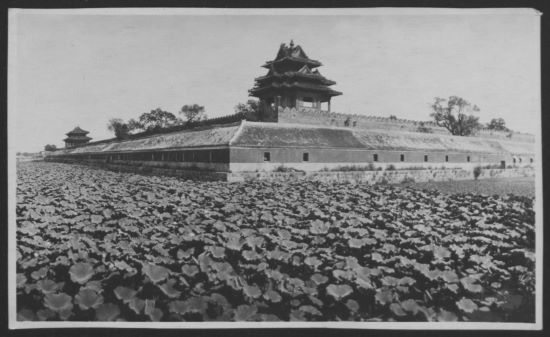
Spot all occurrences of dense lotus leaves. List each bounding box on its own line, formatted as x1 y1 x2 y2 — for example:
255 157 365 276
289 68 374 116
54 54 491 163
16 162 535 322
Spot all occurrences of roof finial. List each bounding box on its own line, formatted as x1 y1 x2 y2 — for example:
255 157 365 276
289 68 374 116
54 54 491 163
290 39 294 48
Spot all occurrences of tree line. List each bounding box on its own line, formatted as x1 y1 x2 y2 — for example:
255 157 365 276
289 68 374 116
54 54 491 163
44 96 512 151
401 96 509 136
106 101 260 140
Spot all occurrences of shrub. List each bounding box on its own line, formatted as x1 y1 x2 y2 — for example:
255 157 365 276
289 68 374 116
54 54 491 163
400 176 416 184
473 166 483 180
273 165 304 173
386 164 396 171
377 177 390 185
330 164 376 172
400 166 426 171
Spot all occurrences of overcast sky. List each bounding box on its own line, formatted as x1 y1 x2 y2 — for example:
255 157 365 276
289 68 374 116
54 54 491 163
9 8 540 152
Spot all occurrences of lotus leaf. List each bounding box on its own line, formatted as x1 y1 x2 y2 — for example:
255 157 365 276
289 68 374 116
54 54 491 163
44 293 73 312
113 286 138 303
75 288 104 310
69 262 95 284
234 304 258 321
142 263 170 283
158 279 182 299
326 284 353 301
456 298 479 313
35 279 58 294
95 303 121 321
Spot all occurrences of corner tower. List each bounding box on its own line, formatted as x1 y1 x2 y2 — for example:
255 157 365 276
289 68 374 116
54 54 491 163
64 126 92 148
249 40 342 121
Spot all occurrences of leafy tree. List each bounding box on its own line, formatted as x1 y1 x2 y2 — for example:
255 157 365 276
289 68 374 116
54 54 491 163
139 108 179 131
487 118 509 131
389 115 397 120
234 100 260 115
180 104 207 123
107 118 131 140
127 118 144 132
44 144 57 151
430 96 481 136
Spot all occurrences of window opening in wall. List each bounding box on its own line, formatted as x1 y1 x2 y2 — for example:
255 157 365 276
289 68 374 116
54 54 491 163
373 154 378 162
513 158 516 164
302 97 314 108
424 155 428 162
445 155 449 162
530 158 533 163
264 152 271 162
400 154 405 162
303 153 309 162
467 156 471 162
519 158 522 163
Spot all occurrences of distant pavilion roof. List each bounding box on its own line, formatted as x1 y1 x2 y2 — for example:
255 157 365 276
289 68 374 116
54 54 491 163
261 40 322 69
66 126 90 136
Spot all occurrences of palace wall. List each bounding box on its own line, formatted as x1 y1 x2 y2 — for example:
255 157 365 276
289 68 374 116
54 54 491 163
229 146 532 173
275 107 535 142
46 120 535 178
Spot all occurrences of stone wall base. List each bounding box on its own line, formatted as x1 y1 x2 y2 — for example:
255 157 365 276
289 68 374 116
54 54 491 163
46 159 534 184
227 167 535 184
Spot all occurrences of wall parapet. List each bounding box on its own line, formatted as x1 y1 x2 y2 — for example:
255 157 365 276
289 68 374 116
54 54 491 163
275 106 535 142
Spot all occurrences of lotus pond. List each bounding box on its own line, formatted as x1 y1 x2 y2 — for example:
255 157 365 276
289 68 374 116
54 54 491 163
16 162 536 322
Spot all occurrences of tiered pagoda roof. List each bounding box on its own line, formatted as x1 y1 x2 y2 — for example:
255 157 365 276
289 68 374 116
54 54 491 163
64 126 92 143
249 40 342 98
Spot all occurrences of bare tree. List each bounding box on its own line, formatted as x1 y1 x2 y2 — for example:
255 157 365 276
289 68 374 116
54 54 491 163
430 96 481 136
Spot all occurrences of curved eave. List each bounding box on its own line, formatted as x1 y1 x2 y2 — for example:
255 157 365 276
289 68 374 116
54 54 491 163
63 138 92 142
65 132 90 136
254 73 337 86
262 57 322 69
249 83 342 97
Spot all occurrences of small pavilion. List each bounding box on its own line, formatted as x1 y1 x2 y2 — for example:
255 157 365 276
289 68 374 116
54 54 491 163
64 126 92 148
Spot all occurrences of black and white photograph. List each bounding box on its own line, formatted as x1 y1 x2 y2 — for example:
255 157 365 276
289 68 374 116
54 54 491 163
8 7 543 329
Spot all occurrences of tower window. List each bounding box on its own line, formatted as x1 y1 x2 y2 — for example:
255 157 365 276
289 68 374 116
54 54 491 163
424 155 428 162
303 153 309 162
263 152 271 162
373 154 378 162
445 155 449 162
530 158 533 163
519 158 522 163
400 154 405 162
467 156 471 162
